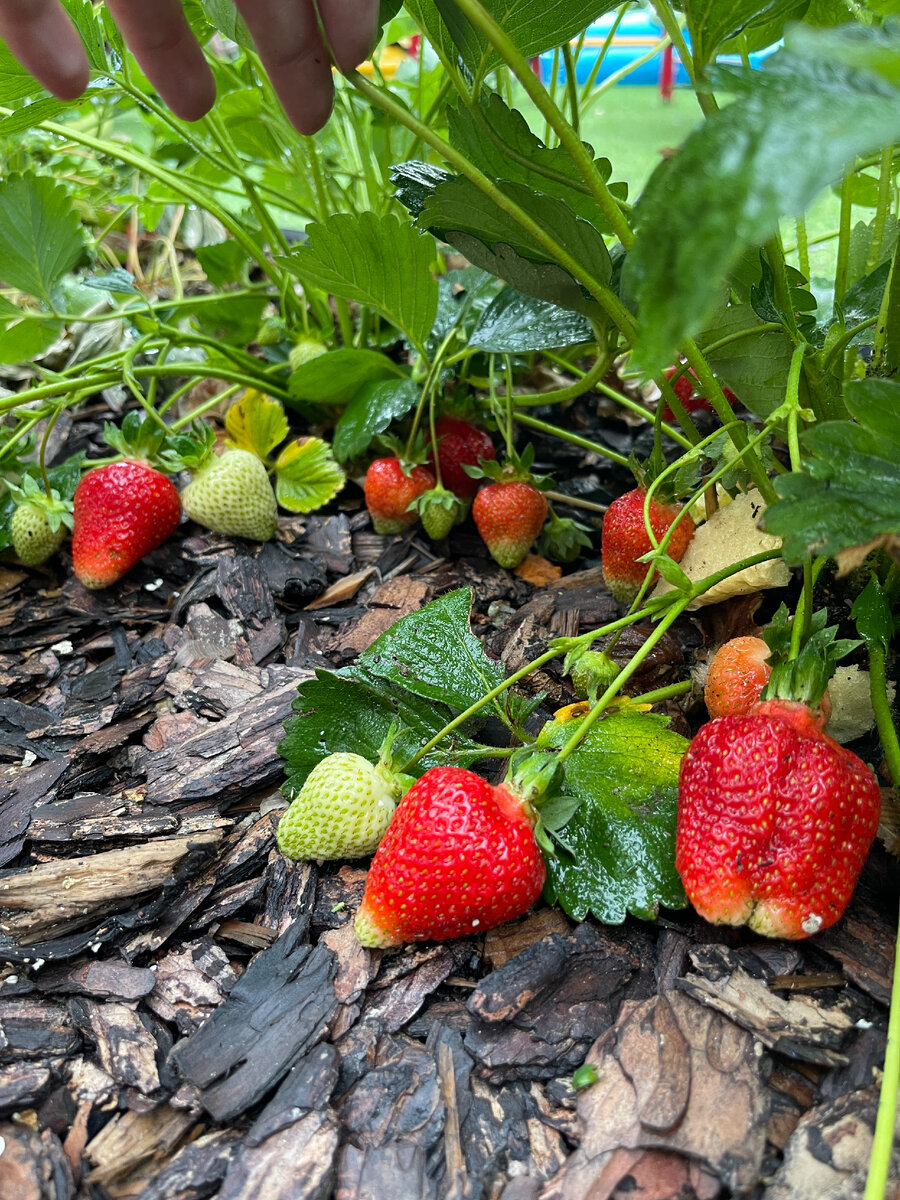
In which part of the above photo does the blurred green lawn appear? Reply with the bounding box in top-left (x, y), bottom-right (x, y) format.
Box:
top-left (512, 83), bottom-right (841, 289)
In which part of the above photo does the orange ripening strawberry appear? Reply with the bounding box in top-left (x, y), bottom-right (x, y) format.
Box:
top-left (473, 480), bottom-right (548, 569)
top-left (704, 636), bottom-right (772, 719)
top-left (72, 461), bottom-right (181, 589)
top-left (354, 766), bottom-right (546, 947)
top-left (428, 417), bottom-right (495, 500)
top-left (601, 486), bottom-right (694, 604)
top-left (364, 457), bottom-right (435, 535)
top-left (676, 698), bottom-right (880, 939)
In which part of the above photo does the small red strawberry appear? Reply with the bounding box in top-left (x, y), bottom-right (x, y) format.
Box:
top-left (364, 457), bottom-right (435, 535)
top-left (428, 417), bottom-right (495, 500)
top-left (601, 487), bottom-right (694, 604)
top-left (354, 765), bottom-right (546, 947)
top-left (661, 368), bottom-right (738, 423)
top-left (72, 460), bottom-right (181, 589)
top-left (473, 480), bottom-right (548, 568)
top-left (676, 699), bottom-right (880, 938)
top-left (704, 636), bottom-right (772, 719)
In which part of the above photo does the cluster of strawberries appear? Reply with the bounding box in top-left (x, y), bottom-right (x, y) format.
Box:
top-left (8, 417), bottom-right (278, 589)
top-left (278, 482), bottom-right (881, 949)
top-left (363, 417), bottom-right (550, 568)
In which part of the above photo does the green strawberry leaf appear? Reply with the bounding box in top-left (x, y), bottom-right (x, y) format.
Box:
top-left (414, 0), bottom-right (622, 79)
top-left (0, 174), bottom-right (84, 305)
top-left (625, 32), bottom-right (900, 371)
top-left (332, 378), bottom-right (420, 463)
top-left (448, 95), bottom-right (626, 226)
top-left (279, 213), bottom-right (439, 353)
top-left (225, 390), bottom-right (289, 460)
top-left (698, 298), bottom-right (795, 420)
top-left (852, 575), bottom-right (895, 652)
top-left (470, 287), bottom-right (594, 353)
top-left (0, 298), bottom-right (64, 365)
top-left (355, 587), bottom-right (505, 713)
top-left (274, 438), bottom-right (345, 513)
top-left (288, 348), bottom-right (407, 409)
top-left (764, 377), bottom-right (900, 564)
top-left (539, 709), bottom-right (689, 922)
top-left (278, 669), bottom-right (489, 796)
top-left (195, 241), bottom-right (252, 288)
top-left (393, 164), bottom-right (610, 322)
top-left (687, 0), bottom-right (803, 68)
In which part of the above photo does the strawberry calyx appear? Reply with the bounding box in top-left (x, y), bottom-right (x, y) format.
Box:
top-left (377, 430), bottom-right (431, 474)
top-left (538, 506), bottom-right (593, 563)
top-left (760, 603), bottom-right (859, 714)
top-left (7, 475), bottom-right (73, 533)
top-left (103, 411), bottom-right (189, 474)
top-left (465, 443), bottom-right (553, 491)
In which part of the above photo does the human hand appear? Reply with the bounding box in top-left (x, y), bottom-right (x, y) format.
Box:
top-left (0, 0), bottom-right (381, 134)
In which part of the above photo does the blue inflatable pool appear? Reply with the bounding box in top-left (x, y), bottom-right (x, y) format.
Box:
top-left (537, 11), bottom-right (778, 87)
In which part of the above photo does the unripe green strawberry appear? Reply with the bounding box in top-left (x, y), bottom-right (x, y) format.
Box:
top-left (289, 339), bottom-right (328, 371)
top-left (414, 486), bottom-right (461, 541)
top-left (11, 502), bottom-right (68, 565)
top-left (277, 752), bottom-right (400, 861)
top-left (182, 448), bottom-right (278, 542)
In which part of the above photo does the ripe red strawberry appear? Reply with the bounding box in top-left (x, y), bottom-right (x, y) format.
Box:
top-left (601, 487), bottom-right (694, 603)
top-left (428, 417), bottom-right (495, 500)
top-left (354, 766), bottom-right (546, 947)
top-left (704, 636), bottom-right (772, 719)
top-left (72, 460), bottom-right (181, 589)
top-left (676, 699), bottom-right (880, 939)
top-left (473, 480), bottom-right (548, 568)
top-left (661, 368), bottom-right (738, 423)
top-left (364, 457), bottom-right (435, 535)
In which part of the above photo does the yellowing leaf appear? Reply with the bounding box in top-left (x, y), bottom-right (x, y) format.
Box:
top-left (274, 437), bottom-right (345, 513)
top-left (225, 390), bottom-right (288, 459)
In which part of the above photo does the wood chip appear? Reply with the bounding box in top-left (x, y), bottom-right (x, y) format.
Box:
top-left (305, 567), bottom-right (376, 610)
top-left (513, 556), bottom-right (563, 586)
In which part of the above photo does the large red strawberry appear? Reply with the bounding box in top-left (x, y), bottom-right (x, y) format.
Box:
top-left (428, 417), bottom-right (495, 500)
top-left (72, 460), bottom-right (181, 589)
top-left (354, 766), bottom-right (546, 947)
top-left (473, 481), bottom-right (548, 568)
top-left (364, 457), bottom-right (435, 534)
top-left (676, 698), bottom-right (880, 938)
top-left (601, 486), bottom-right (694, 603)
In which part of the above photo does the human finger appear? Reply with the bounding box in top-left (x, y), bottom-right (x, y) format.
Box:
top-left (232, 0), bottom-right (336, 135)
top-left (104, 0), bottom-right (216, 122)
top-left (318, 0), bottom-right (381, 75)
top-left (0, 0), bottom-right (89, 99)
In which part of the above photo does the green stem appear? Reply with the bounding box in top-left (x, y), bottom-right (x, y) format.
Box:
top-left (402, 548), bottom-right (782, 771)
top-left (681, 340), bottom-right (776, 501)
top-left (627, 679), bottom-right (692, 707)
top-left (834, 173), bottom-right (854, 311)
top-left (561, 42), bottom-right (580, 136)
top-left (435, 0), bottom-right (634, 247)
top-left (862, 654), bottom-right (900, 1200)
top-left (556, 599), bottom-right (690, 762)
top-left (510, 347), bottom-right (611, 408)
top-left (764, 235), bottom-right (803, 346)
top-left (865, 145), bottom-right (894, 276)
top-left (513, 412), bottom-right (629, 468)
top-left (795, 216), bottom-right (810, 282)
top-left (349, 71), bottom-right (636, 337)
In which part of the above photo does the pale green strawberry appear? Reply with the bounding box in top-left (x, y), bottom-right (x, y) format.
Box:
top-left (277, 752), bottom-right (400, 861)
top-left (182, 448), bottom-right (278, 542)
top-left (412, 486), bottom-right (461, 541)
top-left (7, 478), bottom-right (73, 567)
top-left (11, 503), bottom-right (68, 565)
top-left (288, 339), bottom-right (328, 371)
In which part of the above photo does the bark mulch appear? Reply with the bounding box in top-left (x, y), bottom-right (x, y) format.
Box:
top-left (0, 474), bottom-right (898, 1199)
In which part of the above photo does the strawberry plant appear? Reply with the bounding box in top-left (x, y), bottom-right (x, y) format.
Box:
top-left (2, 0), bottom-right (900, 1190)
